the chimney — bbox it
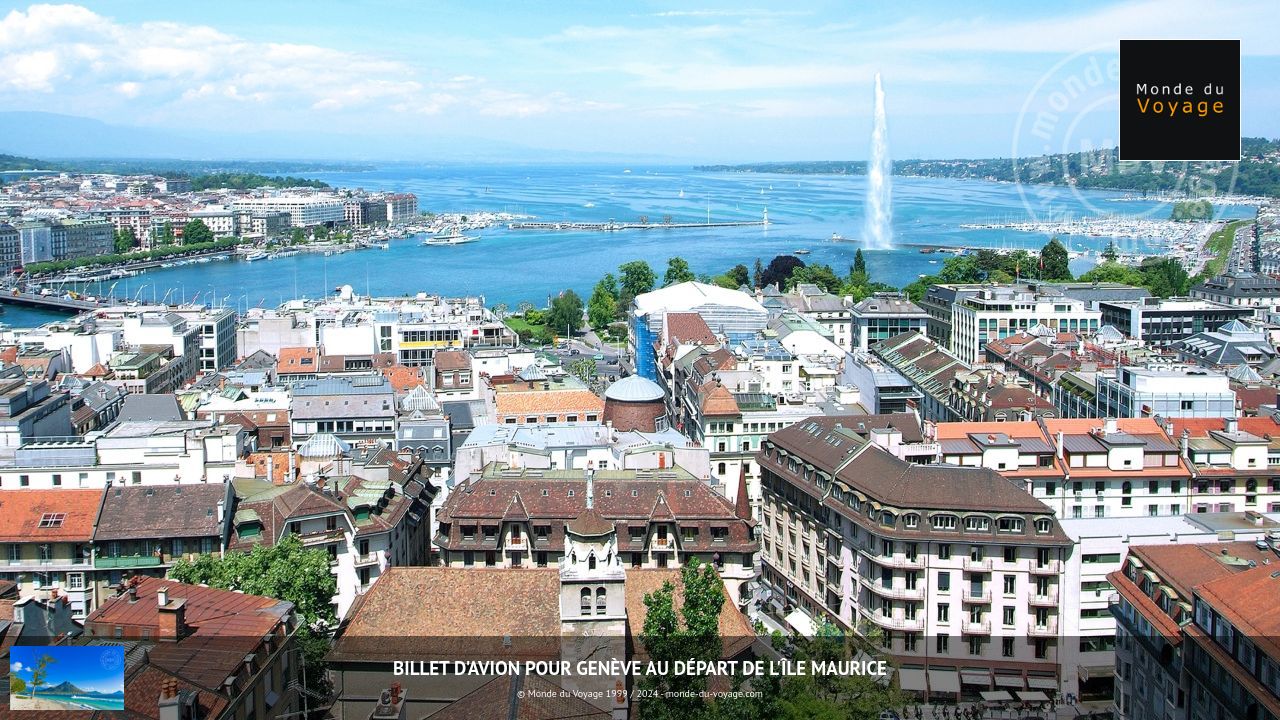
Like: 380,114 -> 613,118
1055,431 -> 1064,460
370,684 -> 408,720
585,463 -> 595,509
128,586 -> 138,603
1103,418 -> 1118,435
158,593 -> 187,642
157,586 -> 168,607
216,498 -> 225,524
158,679 -> 182,720
1225,417 -> 1239,434
1180,429 -> 1190,459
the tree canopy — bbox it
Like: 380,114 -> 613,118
546,289 -> 585,336
1039,238 -> 1072,281
181,218 -> 214,246
664,256 -> 696,286
588,274 -> 620,329
758,255 -> 806,290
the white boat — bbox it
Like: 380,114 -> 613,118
831,232 -> 846,241
583,202 -> 596,208
243,251 -> 268,262
794,249 -> 811,255
424,230 -> 479,246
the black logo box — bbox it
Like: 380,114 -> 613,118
1119,39 -> 1240,162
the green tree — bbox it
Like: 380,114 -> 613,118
113,228 -> 137,254
545,289 -> 585,337
290,227 -> 306,245
588,276 -> 619,329
492,302 -> 509,318
789,262 -> 842,293
169,534 -> 337,700
663,256 -> 696,286
1039,238 -> 1072,280
567,357 -> 597,385
1102,240 -> 1119,262
725,264 -> 750,288
752,258 -> 764,288
9,674 -> 25,696
30,653 -> 54,699
619,260 -> 657,298
182,219 -> 214,246
772,623 -> 906,719
638,558 -> 725,720
158,222 -> 176,246
1140,257 -> 1191,297
759,255 -> 806,289
853,249 -> 867,276
314,225 -> 330,241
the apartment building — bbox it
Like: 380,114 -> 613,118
0,222 -> 21,272
773,283 -> 855,351
1099,297 -> 1252,346
872,331 -> 970,422
1055,365 -> 1241,419
289,375 -> 397,446
1169,416 -> 1280,514
433,464 -> 759,605
950,285 -> 1101,364
228,448 -> 435,618
230,195 -> 345,227
0,365 -> 74,462
1109,541 -> 1280,720
1191,270 -> 1280,317
850,293 -> 929,352
0,488 -> 100,617
631,281 -> 769,381
0,417 -> 244,489
759,416 -> 1073,698
384,193 -> 419,223
83,577 -> 301,720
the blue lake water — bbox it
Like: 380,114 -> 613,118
5,165 -> 1255,327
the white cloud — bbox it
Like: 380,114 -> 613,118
10,661 -> 22,672
0,3 -> 605,127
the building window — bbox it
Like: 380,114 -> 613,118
595,588 -> 607,615
937,603 -> 949,623
580,588 -> 592,616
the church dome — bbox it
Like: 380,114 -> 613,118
604,375 -> 664,403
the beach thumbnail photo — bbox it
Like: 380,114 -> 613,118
8,646 -> 125,712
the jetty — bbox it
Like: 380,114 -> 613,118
508,211 -> 770,233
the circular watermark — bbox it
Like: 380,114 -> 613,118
1011,43 -> 1240,243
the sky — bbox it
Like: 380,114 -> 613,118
10,646 -> 124,694
0,1 -> 1278,162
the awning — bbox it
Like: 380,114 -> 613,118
897,666 -> 927,692
1017,690 -> 1050,702
961,669 -> 991,686
994,674 -> 1023,688
1026,677 -> 1058,690
785,609 -> 816,638
928,668 -> 961,694
980,690 -> 1013,702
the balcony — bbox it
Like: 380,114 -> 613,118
506,536 -> 526,550
961,619 -> 992,634
1030,560 -> 1062,575
353,552 -> 381,567
861,548 -> 924,569
299,529 -> 346,547
651,537 -> 675,552
865,580 -> 925,601
95,555 -> 164,569
963,588 -> 992,603
963,557 -> 993,571
1028,618 -> 1059,636
5,558 -> 92,569
868,613 -> 924,631
1029,593 -> 1059,607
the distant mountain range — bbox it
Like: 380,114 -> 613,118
36,681 -> 123,697
0,111 -> 677,164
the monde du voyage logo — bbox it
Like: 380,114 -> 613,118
1120,40 -> 1240,162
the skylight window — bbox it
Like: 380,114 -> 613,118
38,513 -> 65,528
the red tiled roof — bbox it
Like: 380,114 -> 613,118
665,312 -> 718,346
0,489 -> 101,542
380,365 -> 424,394
276,347 -> 317,374
433,349 -> 472,371
1169,416 -> 1280,438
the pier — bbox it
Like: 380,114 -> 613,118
508,212 -> 769,233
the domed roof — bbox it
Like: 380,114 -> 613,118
298,433 -> 351,459
604,375 -> 664,403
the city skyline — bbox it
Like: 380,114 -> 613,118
1,1 -> 1278,162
